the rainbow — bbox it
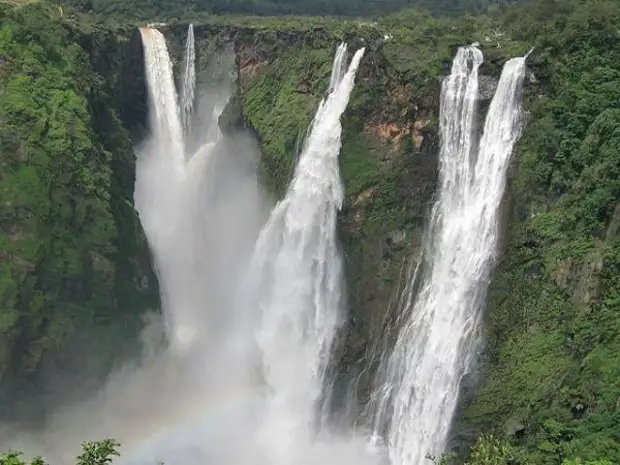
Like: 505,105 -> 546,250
118,385 -> 264,465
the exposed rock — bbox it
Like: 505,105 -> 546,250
239,58 -> 267,90
218,94 -> 245,134
572,403 -> 586,420
387,230 -> 406,248
366,119 -> 429,152
353,187 -> 376,206
478,74 -> 499,100
504,418 -> 525,436
295,80 -> 312,93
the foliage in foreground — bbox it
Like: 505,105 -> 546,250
438,435 -> 613,465
0,436 -> 613,465
0,439 -> 119,465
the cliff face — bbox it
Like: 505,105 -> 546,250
2,1 -> 620,462
454,3 -> 620,461
185,6 -> 620,463
0,4 -> 157,419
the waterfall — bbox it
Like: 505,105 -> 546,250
181,24 -> 196,136
138,28 -> 185,171
135,26 -> 213,352
128,36 -> 383,465
328,42 -> 348,93
371,46 -> 527,465
245,44 -> 365,459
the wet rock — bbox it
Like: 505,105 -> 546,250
478,74 -> 499,100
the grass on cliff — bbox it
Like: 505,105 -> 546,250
0,1 -> 156,410
457,1 -> 620,464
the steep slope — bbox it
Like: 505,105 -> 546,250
0,1 -> 619,463
456,1 -> 620,463
0,2 -> 157,419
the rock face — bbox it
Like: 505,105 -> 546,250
0,6 -> 158,419
6,3 -> 620,462
478,74 -> 499,100
223,28 -> 476,410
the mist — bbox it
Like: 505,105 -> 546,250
0,33 -> 387,465
0,44 -> 271,464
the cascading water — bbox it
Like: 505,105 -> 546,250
328,42 -> 348,92
180,24 -> 196,135
139,28 -> 185,169
126,37 -> 383,465
370,45 -> 528,465
245,43 -> 365,460
118,26 -> 268,465
136,27 -> 199,350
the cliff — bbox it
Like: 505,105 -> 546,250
0,3 -> 158,420
1,0 -> 619,463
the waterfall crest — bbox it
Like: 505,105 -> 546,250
139,27 -> 185,171
370,45 -> 528,465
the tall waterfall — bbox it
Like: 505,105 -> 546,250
246,44 -> 365,458
128,35 -> 382,465
7,30 -> 388,465
181,24 -> 196,135
371,45 -> 527,465
123,26 -> 268,464
136,25 -> 230,353
139,27 -> 185,169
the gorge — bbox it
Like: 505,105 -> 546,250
0,1 -> 619,465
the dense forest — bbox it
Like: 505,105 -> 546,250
60,0 -> 525,20
1,0 -> 619,464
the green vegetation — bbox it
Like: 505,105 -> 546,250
58,0 -> 525,22
0,0 -> 619,463
455,1 -> 620,464
1,439 -> 119,465
0,1 -> 156,416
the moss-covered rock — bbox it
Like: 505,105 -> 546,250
454,1 -> 620,463
0,3 -> 157,419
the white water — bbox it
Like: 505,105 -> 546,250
371,46 -> 527,465
328,42 -> 348,92
0,28 -> 268,464
139,28 -> 185,170
244,44 -> 366,461
136,27 -> 200,350
180,24 -> 196,135
121,36 -> 383,465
